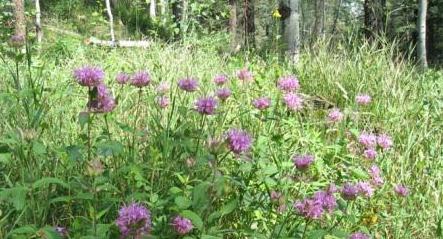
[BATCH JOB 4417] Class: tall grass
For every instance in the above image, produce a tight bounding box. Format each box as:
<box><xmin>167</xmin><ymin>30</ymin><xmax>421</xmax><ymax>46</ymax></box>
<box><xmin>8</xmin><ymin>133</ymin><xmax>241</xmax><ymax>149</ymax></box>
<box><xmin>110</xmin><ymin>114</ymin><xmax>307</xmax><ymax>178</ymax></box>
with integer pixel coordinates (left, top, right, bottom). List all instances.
<box><xmin>0</xmin><ymin>33</ymin><xmax>442</xmax><ymax>238</ymax></box>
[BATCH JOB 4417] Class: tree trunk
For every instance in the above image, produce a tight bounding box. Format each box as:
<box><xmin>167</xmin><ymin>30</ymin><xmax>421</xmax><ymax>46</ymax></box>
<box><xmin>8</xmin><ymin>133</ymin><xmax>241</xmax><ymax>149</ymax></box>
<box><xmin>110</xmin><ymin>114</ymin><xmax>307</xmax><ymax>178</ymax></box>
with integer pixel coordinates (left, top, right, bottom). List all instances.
<box><xmin>105</xmin><ymin>0</ymin><xmax>116</xmax><ymax>42</ymax></box>
<box><xmin>312</xmin><ymin>0</ymin><xmax>325</xmax><ymax>43</ymax></box>
<box><xmin>13</xmin><ymin>0</ymin><xmax>26</xmax><ymax>37</ymax></box>
<box><xmin>159</xmin><ymin>0</ymin><xmax>166</xmax><ymax>16</ymax></box>
<box><xmin>229</xmin><ymin>0</ymin><xmax>240</xmax><ymax>52</ymax></box>
<box><xmin>417</xmin><ymin>0</ymin><xmax>428</xmax><ymax>68</ymax></box>
<box><xmin>243</xmin><ymin>0</ymin><xmax>255</xmax><ymax>48</ymax></box>
<box><xmin>283</xmin><ymin>0</ymin><xmax>300</xmax><ymax>63</ymax></box>
<box><xmin>150</xmin><ymin>0</ymin><xmax>156</xmax><ymax>18</ymax></box>
<box><xmin>330</xmin><ymin>0</ymin><xmax>342</xmax><ymax>36</ymax></box>
<box><xmin>35</xmin><ymin>0</ymin><xmax>42</xmax><ymax>43</ymax></box>
<box><xmin>364</xmin><ymin>0</ymin><xmax>386</xmax><ymax>40</ymax></box>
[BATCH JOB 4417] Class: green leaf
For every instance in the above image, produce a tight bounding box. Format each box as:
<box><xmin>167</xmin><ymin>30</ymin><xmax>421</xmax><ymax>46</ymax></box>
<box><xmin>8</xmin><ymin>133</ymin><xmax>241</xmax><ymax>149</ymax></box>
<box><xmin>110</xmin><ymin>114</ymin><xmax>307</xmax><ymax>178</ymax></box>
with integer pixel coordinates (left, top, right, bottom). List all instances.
<box><xmin>201</xmin><ymin>235</ymin><xmax>222</xmax><ymax>239</ymax></box>
<box><xmin>0</xmin><ymin>186</ymin><xmax>28</xmax><ymax>210</ymax></box>
<box><xmin>33</xmin><ymin>177</ymin><xmax>70</xmax><ymax>189</ymax></box>
<box><xmin>6</xmin><ymin>225</ymin><xmax>37</xmax><ymax>237</ymax></box>
<box><xmin>220</xmin><ymin>198</ymin><xmax>238</xmax><ymax>215</ymax></box>
<box><xmin>175</xmin><ymin>196</ymin><xmax>192</xmax><ymax>209</ymax></box>
<box><xmin>181</xmin><ymin>210</ymin><xmax>203</xmax><ymax>230</ymax></box>
<box><xmin>78</xmin><ymin>112</ymin><xmax>90</xmax><ymax>129</ymax></box>
<box><xmin>0</xmin><ymin>153</ymin><xmax>11</xmax><ymax>164</ymax></box>
<box><xmin>350</xmin><ymin>168</ymin><xmax>368</xmax><ymax>179</ymax></box>
<box><xmin>32</xmin><ymin>140</ymin><xmax>46</xmax><ymax>156</ymax></box>
<box><xmin>96</xmin><ymin>140</ymin><xmax>124</xmax><ymax>157</ymax></box>
<box><xmin>39</xmin><ymin>226</ymin><xmax>63</xmax><ymax>239</ymax></box>
<box><xmin>66</xmin><ymin>145</ymin><xmax>84</xmax><ymax>161</ymax></box>
<box><xmin>192</xmin><ymin>182</ymin><xmax>211</xmax><ymax>213</ymax></box>
<box><xmin>307</xmin><ymin>229</ymin><xmax>327</xmax><ymax>239</ymax></box>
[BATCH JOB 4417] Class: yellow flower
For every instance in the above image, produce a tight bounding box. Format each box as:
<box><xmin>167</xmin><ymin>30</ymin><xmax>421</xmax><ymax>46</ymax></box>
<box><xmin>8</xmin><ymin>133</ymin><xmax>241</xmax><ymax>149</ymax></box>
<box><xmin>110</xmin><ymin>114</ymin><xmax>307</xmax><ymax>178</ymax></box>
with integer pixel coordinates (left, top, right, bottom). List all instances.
<box><xmin>272</xmin><ymin>9</ymin><xmax>281</xmax><ymax>19</ymax></box>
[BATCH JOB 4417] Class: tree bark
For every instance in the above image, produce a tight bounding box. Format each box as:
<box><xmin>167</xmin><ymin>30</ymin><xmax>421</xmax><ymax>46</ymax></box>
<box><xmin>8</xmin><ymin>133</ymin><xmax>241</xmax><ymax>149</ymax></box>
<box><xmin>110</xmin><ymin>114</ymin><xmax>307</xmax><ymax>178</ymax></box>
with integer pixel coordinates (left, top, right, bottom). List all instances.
<box><xmin>330</xmin><ymin>0</ymin><xmax>342</xmax><ymax>36</ymax></box>
<box><xmin>13</xmin><ymin>0</ymin><xmax>26</xmax><ymax>37</ymax></box>
<box><xmin>243</xmin><ymin>0</ymin><xmax>255</xmax><ymax>48</ymax></box>
<box><xmin>417</xmin><ymin>0</ymin><xmax>428</xmax><ymax>68</ymax></box>
<box><xmin>229</xmin><ymin>0</ymin><xmax>240</xmax><ymax>52</ymax></box>
<box><xmin>283</xmin><ymin>0</ymin><xmax>300</xmax><ymax>63</ymax></box>
<box><xmin>364</xmin><ymin>0</ymin><xmax>386</xmax><ymax>40</ymax></box>
<box><xmin>150</xmin><ymin>0</ymin><xmax>156</xmax><ymax>18</ymax></box>
<box><xmin>313</xmin><ymin>0</ymin><xmax>325</xmax><ymax>42</ymax></box>
<box><xmin>35</xmin><ymin>0</ymin><xmax>42</xmax><ymax>42</ymax></box>
<box><xmin>105</xmin><ymin>0</ymin><xmax>116</xmax><ymax>42</ymax></box>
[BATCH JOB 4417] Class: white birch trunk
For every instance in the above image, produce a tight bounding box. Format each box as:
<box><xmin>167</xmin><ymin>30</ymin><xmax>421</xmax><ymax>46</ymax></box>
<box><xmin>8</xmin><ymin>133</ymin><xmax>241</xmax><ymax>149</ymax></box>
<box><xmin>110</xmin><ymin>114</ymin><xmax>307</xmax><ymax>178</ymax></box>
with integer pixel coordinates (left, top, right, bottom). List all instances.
<box><xmin>284</xmin><ymin>0</ymin><xmax>300</xmax><ymax>63</ymax></box>
<box><xmin>105</xmin><ymin>0</ymin><xmax>116</xmax><ymax>43</ymax></box>
<box><xmin>417</xmin><ymin>0</ymin><xmax>428</xmax><ymax>68</ymax></box>
<box><xmin>35</xmin><ymin>0</ymin><xmax>42</xmax><ymax>42</ymax></box>
<box><xmin>150</xmin><ymin>0</ymin><xmax>156</xmax><ymax>18</ymax></box>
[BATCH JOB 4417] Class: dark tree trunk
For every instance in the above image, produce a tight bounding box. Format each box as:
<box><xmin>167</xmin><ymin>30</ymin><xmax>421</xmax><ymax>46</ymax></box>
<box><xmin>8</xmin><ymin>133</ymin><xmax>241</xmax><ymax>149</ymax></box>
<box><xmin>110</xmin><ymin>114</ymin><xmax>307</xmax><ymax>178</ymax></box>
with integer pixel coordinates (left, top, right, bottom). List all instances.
<box><xmin>313</xmin><ymin>0</ymin><xmax>325</xmax><ymax>43</ymax></box>
<box><xmin>364</xmin><ymin>0</ymin><xmax>386</xmax><ymax>40</ymax></box>
<box><xmin>229</xmin><ymin>0</ymin><xmax>239</xmax><ymax>52</ymax></box>
<box><xmin>243</xmin><ymin>0</ymin><xmax>255</xmax><ymax>48</ymax></box>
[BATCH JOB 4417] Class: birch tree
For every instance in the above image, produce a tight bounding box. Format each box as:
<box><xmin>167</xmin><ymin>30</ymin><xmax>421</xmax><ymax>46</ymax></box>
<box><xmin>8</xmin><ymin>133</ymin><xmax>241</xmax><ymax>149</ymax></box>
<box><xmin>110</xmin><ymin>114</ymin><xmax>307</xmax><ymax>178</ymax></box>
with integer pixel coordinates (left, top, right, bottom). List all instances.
<box><xmin>35</xmin><ymin>0</ymin><xmax>42</xmax><ymax>42</ymax></box>
<box><xmin>150</xmin><ymin>0</ymin><xmax>156</xmax><ymax>18</ymax></box>
<box><xmin>105</xmin><ymin>0</ymin><xmax>116</xmax><ymax>43</ymax></box>
<box><xmin>282</xmin><ymin>0</ymin><xmax>300</xmax><ymax>63</ymax></box>
<box><xmin>417</xmin><ymin>0</ymin><xmax>428</xmax><ymax>68</ymax></box>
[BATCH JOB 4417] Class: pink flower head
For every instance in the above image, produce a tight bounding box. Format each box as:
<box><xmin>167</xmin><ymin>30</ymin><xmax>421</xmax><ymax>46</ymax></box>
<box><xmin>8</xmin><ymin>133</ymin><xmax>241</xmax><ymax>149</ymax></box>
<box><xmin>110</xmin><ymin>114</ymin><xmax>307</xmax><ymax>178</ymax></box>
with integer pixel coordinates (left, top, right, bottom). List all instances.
<box><xmin>293</xmin><ymin>154</ymin><xmax>314</xmax><ymax>170</ymax></box>
<box><xmin>156</xmin><ymin>96</ymin><xmax>170</xmax><ymax>109</ymax></box>
<box><xmin>328</xmin><ymin>108</ymin><xmax>344</xmax><ymax>123</ymax></box>
<box><xmin>341</xmin><ymin>183</ymin><xmax>359</xmax><ymax>200</ymax></box>
<box><xmin>356</xmin><ymin>94</ymin><xmax>372</xmax><ymax>105</ymax></box>
<box><xmin>270</xmin><ymin>191</ymin><xmax>282</xmax><ymax>202</ymax></box>
<box><xmin>73</xmin><ymin>66</ymin><xmax>104</xmax><ymax>87</ymax></box>
<box><xmin>294</xmin><ymin>198</ymin><xmax>324</xmax><ymax>219</ymax></box>
<box><xmin>363</xmin><ymin>148</ymin><xmax>377</xmax><ymax>160</ymax></box>
<box><xmin>130</xmin><ymin>71</ymin><xmax>151</xmax><ymax>87</ymax></box>
<box><xmin>88</xmin><ymin>84</ymin><xmax>116</xmax><ymax>113</ymax></box>
<box><xmin>213</xmin><ymin>74</ymin><xmax>228</xmax><ymax>85</ymax></box>
<box><xmin>356</xmin><ymin>181</ymin><xmax>374</xmax><ymax>197</ymax></box>
<box><xmin>116</xmin><ymin>72</ymin><xmax>130</xmax><ymax>85</ymax></box>
<box><xmin>226</xmin><ymin>129</ymin><xmax>252</xmax><ymax>154</ymax></box>
<box><xmin>349</xmin><ymin>232</ymin><xmax>370</xmax><ymax>239</ymax></box>
<box><xmin>377</xmin><ymin>134</ymin><xmax>393</xmax><ymax>150</ymax></box>
<box><xmin>283</xmin><ymin>93</ymin><xmax>303</xmax><ymax>111</ymax></box>
<box><xmin>178</xmin><ymin>78</ymin><xmax>199</xmax><ymax>92</ymax></box>
<box><xmin>195</xmin><ymin>96</ymin><xmax>218</xmax><ymax>115</ymax></box>
<box><xmin>368</xmin><ymin>165</ymin><xmax>384</xmax><ymax>186</ymax></box>
<box><xmin>237</xmin><ymin>68</ymin><xmax>253</xmax><ymax>81</ymax></box>
<box><xmin>358</xmin><ymin>133</ymin><xmax>377</xmax><ymax>148</ymax></box>
<box><xmin>216</xmin><ymin>88</ymin><xmax>232</xmax><ymax>101</ymax></box>
<box><xmin>394</xmin><ymin>184</ymin><xmax>409</xmax><ymax>197</ymax></box>
<box><xmin>277</xmin><ymin>75</ymin><xmax>300</xmax><ymax>92</ymax></box>
<box><xmin>252</xmin><ymin>97</ymin><xmax>271</xmax><ymax>110</ymax></box>
<box><xmin>172</xmin><ymin>216</ymin><xmax>193</xmax><ymax>235</ymax></box>
<box><xmin>156</xmin><ymin>81</ymin><xmax>170</xmax><ymax>95</ymax></box>
<box><xmin>116</xmin><ymin>203</ymin><xmax>151</xmax><ymax>238</ymax></box>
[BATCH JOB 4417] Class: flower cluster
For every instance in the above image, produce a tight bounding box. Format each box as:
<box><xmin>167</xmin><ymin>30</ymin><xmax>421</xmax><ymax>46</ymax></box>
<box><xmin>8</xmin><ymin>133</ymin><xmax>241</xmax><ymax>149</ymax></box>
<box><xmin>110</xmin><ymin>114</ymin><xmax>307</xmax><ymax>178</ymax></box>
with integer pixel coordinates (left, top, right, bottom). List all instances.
<box><xmin>172</xmin><ymin>216</ymin><xmax>193</xmax><ymax>235</ymax></box>
<box><xmin>178</xmin><ymin>78</ymin><xmax>199</xmax><ymax>92</ymax></box>
<box><xmin>195</xmin><ymin>96</ymin><xmax>218</xmax><ymax>115</ymax></box>
<box><xmin>252</xmin><ymin>97</ymin><xmax>271</xmax><ymax>110</ymax></box>
<box><xmin>277</xmin><ymin>75</ymin><xmax>300</xmax><ymax>92</ymax></box>
<box><xmin>294</xmin><ymin>185</ymin><xmax>337</xmax><ymax>219</ymax></box>
<box><xmin>237</xmin><ymin>68</ymin><xmax>253</xmax><ymax>81</ymax></box>
<box><xmin>226</xmin><ymin>129</ymin><xmax>252</xmax><ymax>154</ymax></box>
<box><xmin>213</xmin><ymin>74</ymin><xmax>228</xmax><ymax>85</ymax></box>
<box><xmin>216</xmin><ymin>88</ymin><xmax>232</xmax><ymax>101</ymax></box>
<box><xmin>356</xmin><ymin>94</ymin><xmax>371</xmax><ymax>105</ymax></box>
<box><xmin>283</xmin><ymin>93</ymin><xmax>303</xmax><ymax>111</ymax></box>
<box><xmin>293</xmin><ymin>154</ymin><xmax>315</xmax><ymax>170</ymax></box>
<box><xmin>73</xmin><ymin>66</ymin><xmax>104</xmax><ymax>87</ymax></box>
<box><xmin>116</xmin><ymin>203</ymin><xmax>151</xmax><ymax>238</ymax></box>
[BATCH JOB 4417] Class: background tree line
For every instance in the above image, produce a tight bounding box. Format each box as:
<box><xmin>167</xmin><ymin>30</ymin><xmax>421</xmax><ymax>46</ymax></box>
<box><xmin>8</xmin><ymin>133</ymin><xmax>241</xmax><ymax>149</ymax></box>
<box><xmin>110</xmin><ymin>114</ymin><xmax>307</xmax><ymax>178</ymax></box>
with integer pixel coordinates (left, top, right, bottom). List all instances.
<box><xmin>1</xmin><ymin>0</ymin><xmax>442</xmax><ymax>67</ymax></box>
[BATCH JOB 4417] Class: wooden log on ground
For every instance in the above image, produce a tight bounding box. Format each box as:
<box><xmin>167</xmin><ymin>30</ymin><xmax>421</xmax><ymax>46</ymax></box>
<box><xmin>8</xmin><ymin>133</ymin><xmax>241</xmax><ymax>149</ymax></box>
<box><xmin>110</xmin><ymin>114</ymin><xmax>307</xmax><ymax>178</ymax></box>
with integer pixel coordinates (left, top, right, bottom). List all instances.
<box><xmin>85</xmin><ymin>37</ymin><xmax>151</xmax><ymax>48</ymax></box>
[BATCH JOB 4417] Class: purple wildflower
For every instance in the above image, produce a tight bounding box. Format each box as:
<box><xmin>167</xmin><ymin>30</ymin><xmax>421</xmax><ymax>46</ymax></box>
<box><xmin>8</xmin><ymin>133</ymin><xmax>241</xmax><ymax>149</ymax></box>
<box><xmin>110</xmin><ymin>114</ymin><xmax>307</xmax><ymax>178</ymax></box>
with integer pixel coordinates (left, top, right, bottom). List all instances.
<box><xmin>368</xmin><ymin>165</ymin><xmax>384</xmax><ymax>186</ymax></box>
<box><xmin>216</xmin><ymin>88</ymin><xmax>232</xmax><ymax>101</ymax></box>
<box><xmin>356</xmin><ymin>182</ymin><xmax>374</xmax><ymax>197</ymax></box>
<box><xmin>178</xmin><ymin>78</ymin><xmax>199</xmax><ymax>92</ymax></box>
<box><xmin>156</xmin><ymin>81</ymin><xmax>170</xmax><ymax>95</ymax></box>
<box><xmin>394</xmin><ymin>184</ymin><xmax>409</xmax><ymax>197</ymax></box>
<box><xmin>195</xmin><ymin>96</ymin><xmax>218</xmax><ymax>115</ymax></box>
<box><xmin>277</xmin><ymin>75</ymin><xmax>300</xmax><ymax>92</ymax></box>
<box><xmin>131</xmin><ymin>71</ymin><xmax>151</xmax><ymax>87</ymax></box>
<box><xmin>213</xmin><ymin>74</ymin><xmax>228</xmax><ymax>85</ymax></box>
<box><xmin>172</xmin><ymin>216</ymin><xmax>193</xmax><ymax>235</ymax></box>
<box><xmin>88</xmin><ymin>84</ymin><xmax>116</xmax><ymax>113</ymax></box>
<box><xmin>349</xmin><ymin>232</ymin><xmax>370</xmax><ymax>239</ymax></box>
<box><xmin>73</xmin><ymin>66</ymin><xmax>104</xmax><ymax>87</ymax></box>
<box><xmin>328</xmin><ymin>108</ymin><xmax>344</xmax><ymax>123</ymax></box>
<box><xmin>356</xmin><ymin>94</ymin><xmax>372</xmax><ymax>105</ymax></box>
<box><xmin>116</xmin><ymin>72</ymin><xmax>130</xmax><ymax>85</ymax></box>
<box><xmin>237</xmin><ymin>68</ymin><xmax>253</xmax><ymax>81</ymax></box>
<box><xmin>294</xmin><ymin>198</ymin><xmax>324</xmax><ymax>219</ymax></box>
<box><xmin>283</xmin><ymin>93</ymin><xmax>303</xmax><ymax>111</ymax></box>
<box><xmin>9</xmin><ymin>34</ymin><xmax>25</xmax><ymax>47</ymax></box>
<box><xmin>270</xmin><ymin>191</ymin><xmax>282</xmax><ymax>202</ymax></box>
<box><xmin>116</xmin><ymin>203</ymin><xmax>151</xmax><ymax>238</ymax></box>
<box><xmin>55</xmin><ymin>226</ymin><xmax>68</xmax><ymax>237</ymax></box>
<box><xmin>157</xmin><ymin>96</ymin><xmax>170</xmax><ymax>109</ymax></box>
<box><xmin>252</xmin><ymin>97</ymin><xmax>271</xmax><ymax>110</ymax></box>
<box><xmin>341</xmin><ymin>183</ymin><xmax>359</xmax><ymax>200</ymax></box>
<box><xmin>313</xmin><ymin>185</ymin><xmax>337</xmax><ymax>213</ymax></box>
<box><xmin>363</xmin><ymin>148</ymin><xmax>377</xmax><ymax>160</ymax></box>
<box><xmin>358</xmin><ymin>133</ymin><xmax>377</xmax><ymax>148</ymax></box>
<box><xmin>293</xmin><ymin>154</ymin><xmax>314</xmax><ymax>170</ymax></box>
<box><xmin>377</xmin><ymin>134</ymin><xmax>393</xmax><ymax>150</ymax></box>
<box><xmin>227</xmin><ymin>129</ymin><xmax>252</xmax><ymax>154</ymax></box>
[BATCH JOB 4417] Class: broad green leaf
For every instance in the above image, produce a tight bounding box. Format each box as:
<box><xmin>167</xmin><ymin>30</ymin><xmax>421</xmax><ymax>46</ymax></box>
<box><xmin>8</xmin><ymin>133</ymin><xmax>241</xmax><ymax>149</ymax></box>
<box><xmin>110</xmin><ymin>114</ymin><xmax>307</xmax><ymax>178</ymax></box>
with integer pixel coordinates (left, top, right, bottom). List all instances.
<box><xmin>33</xmin><ymin>177</ymin><xmax>69</xmax><ymax>189</ymax></box>
<box><xmin>308</xmin><ymin>229</ymin><xmax>327</xmax><ymax>239</ymax></box>
<box><xmin>0</xmin><ymin>186</ymin><xmax>28</xmax><ymax>210</ymax></box>
<box><xmin>192</xmin><ymin>182</ymin><xmax>210</xmax><ymax>213</ymax></box>
<box><xmin>78</xmin><ymin>112</ymin><xmax>90</xmax><ymax>129</ymax></box>
<box><xmin>175</xmin><ymin>196</ymin><xmax>192</xmax><ymax>209</ymax></box>
<box><xmin>181</xmin><ymin>210</ymin><xmax>203</xmax><ymax>230</ymax></box>
<box><xmin>32</xmin><ymin>140</ymin><xmax>46</xmax><ymax>156</ymax></box>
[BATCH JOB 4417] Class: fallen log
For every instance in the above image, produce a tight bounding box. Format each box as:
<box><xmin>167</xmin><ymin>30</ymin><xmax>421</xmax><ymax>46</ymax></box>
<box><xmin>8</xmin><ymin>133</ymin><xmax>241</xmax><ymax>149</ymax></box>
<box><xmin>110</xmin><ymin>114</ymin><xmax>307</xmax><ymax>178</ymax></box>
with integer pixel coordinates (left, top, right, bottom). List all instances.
<box><xmin>85</xmin><ymin>37</ymin><xmax>151</xmax><ymax>48</ymax></box>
